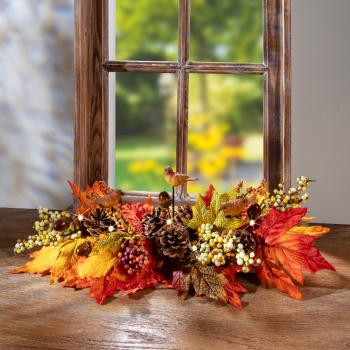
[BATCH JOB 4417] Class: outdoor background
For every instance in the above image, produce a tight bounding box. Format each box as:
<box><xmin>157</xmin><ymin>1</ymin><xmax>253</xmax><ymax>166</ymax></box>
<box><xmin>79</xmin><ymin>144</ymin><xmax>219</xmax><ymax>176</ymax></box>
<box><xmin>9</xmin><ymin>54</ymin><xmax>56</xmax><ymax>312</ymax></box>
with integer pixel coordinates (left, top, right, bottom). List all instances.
<box><xmin>114</xmin><ymin>0</ymin><xmax>264</xmax><ymax>194</ymax></box>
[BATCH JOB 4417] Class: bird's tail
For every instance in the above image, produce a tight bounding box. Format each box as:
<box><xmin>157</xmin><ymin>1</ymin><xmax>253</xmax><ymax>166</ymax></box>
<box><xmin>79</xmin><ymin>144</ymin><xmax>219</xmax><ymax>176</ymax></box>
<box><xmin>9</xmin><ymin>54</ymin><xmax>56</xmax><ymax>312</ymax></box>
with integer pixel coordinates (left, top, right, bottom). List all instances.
<box><xmin>187</xmin><ymin>177</ymin><xmax>198</xmax><ymax>182</ymax></box>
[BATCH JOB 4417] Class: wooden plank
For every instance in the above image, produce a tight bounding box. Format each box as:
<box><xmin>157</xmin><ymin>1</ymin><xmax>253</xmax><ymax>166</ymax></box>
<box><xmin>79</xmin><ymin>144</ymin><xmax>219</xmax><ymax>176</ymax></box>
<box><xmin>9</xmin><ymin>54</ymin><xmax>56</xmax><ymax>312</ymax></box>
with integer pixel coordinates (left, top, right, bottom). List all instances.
<box><xmin>176</xmin><ymin>0</ymin><xmax>190</xmax><ymax>199</ymax></box>
<box><xmin>74</xmin><ymin>0</ymin><xmax>109</xmax><ymax>188</ymax></box>
<box><xmin>283</xmin><ymin>0</ymin><xmax>292</xmax><ymax>188</ymax></box>
<box><xmin>263</xmin><ymin>0</ymin><xmax>291</xmax><ymax>190</ymax></box>
<box><xmin>103</xmin><ymin>60</ymin><xmax>179</xmax><ymax>73</ymax></box>
<box><xmin>103</xmin><ymin>61</ymin><xmax>267</xmax><ymax>75</ymax></box>
<box><xmin>1</xmin><ymin>209</ymin><xmax>349</xmax><ymax>350</ymax></box>
<box><xmin>186</xmin><ymin>62</ymin><xmax>268</xmax><ymax>74</ymax></box>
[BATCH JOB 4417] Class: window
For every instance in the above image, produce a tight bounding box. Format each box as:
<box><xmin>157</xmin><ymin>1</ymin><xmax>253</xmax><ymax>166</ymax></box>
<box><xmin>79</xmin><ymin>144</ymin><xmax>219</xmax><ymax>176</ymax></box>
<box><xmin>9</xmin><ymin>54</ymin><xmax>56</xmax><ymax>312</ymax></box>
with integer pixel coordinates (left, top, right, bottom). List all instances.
<box><xmin>74</xmin><ymin>0</ymin><xmax>291</xmax><ymax>201</ymax></box>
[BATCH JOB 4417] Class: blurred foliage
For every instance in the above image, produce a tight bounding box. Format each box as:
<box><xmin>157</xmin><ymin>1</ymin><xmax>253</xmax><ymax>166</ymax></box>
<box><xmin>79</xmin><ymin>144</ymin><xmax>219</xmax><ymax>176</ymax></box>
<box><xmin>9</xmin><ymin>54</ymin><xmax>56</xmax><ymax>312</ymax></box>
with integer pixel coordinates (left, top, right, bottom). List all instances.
<box><xmin>115</xmin><ymin>0</ymin><xmax>264</xmax><ymax>192</ymax></box>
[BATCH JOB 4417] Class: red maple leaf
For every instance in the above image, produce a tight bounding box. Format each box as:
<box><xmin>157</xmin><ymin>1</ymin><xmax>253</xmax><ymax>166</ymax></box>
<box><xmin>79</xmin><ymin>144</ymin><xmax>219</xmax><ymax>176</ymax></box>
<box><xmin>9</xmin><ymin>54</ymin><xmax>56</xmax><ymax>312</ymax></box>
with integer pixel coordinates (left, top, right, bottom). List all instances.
<box><xmin>121</xmin><ymin>199</ymin><xmax>153</xmax><ymax>233</ymax></box>
<box><xmin>171</xmin><ymin>270</ymin><xmax>190</xmax><ymax>295</ymax></box>
<box><xmin>219</xmin><ymin>266</ymin><xmax>247</xmax><ymax>308</ymax></box>
<box><xmin>89</xmin><ymin>272</ymin><xmax>122</xmax><ymax>304</ymax></box>
<box><xmin>255</xmin><ymin>208</ymin><xmax>335</xmax><ymax>300</ymax></box>
<box><xmin>200</xmin><ymin>184</ymin><xmax>215</xmax><ymax>207</ymax></box>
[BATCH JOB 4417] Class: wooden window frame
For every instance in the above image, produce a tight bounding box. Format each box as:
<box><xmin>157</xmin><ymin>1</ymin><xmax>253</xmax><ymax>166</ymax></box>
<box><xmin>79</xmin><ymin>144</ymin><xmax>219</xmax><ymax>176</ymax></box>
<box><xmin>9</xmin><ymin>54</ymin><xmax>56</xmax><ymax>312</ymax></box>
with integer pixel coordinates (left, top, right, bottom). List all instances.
<box><xmin>74</xmin><ymin>0</ymin><xmax>291</xmax><ymax>201</ymax></box>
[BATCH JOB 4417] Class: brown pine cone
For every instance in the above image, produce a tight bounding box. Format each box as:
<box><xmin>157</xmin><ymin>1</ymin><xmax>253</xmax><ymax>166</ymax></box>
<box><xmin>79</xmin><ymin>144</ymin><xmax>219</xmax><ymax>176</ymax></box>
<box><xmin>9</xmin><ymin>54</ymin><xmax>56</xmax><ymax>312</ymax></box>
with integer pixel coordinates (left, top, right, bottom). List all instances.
<box><xmin>83</xmin><ymin>208</ymin><xmax>115</xmax><ymax>237</ymax></box>
<box><xmin>174</xmin><ymin>205</ymin><xmax>193</xmax><ymax>224</ymax></box>
<box><xmin>236</xmin><ymin>230</ymin><xmax>257</xmax><ymax>253</ymax></box>
<box><xmin>156</xmin><ymin>223</ymin><xmax>189</xmax><ymax>259</ymax></box>
<box><xmin>142</xmin><ymin>207</ymin><xmax>169</xmax><ymax>237</ymax></box>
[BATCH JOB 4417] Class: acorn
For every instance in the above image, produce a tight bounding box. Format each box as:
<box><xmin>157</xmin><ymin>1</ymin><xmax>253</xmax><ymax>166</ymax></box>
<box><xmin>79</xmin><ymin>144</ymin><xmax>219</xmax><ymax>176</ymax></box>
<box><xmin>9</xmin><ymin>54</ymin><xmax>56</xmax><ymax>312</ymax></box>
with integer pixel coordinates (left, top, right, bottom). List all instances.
<box><xmin>76</xmin><ymin>241</ymin><xmax>92</xmax><ymax>257</ymax></box>
<box><xmin>247</xmin><ymin>203</ymin><xmax>262</xmax><ymax>220</ymax></box>
<box><xmin>53</xmin><ymin>219</ymin><xmax>70</xmax><ymax>232</ymax></box>
<box><xmin>158</xmin><ymin>191</ymin><xmax>171</xmax><ymax>208</ymax></box>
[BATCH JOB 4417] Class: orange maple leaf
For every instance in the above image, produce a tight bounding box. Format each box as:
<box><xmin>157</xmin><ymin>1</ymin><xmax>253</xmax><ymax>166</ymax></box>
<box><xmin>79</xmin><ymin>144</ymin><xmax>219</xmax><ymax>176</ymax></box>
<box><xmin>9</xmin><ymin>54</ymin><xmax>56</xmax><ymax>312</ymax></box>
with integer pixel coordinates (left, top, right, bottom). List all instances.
<box><xmin>200</xmin><ymin>184</ymin><xmax>215</xmax><ymax>207</ymax></box>
<box><xmin>255</xmin><ymin>208</ymin><xmax>335</xmax><ymax>300</ymax></box>
<box><xmin>68</xmin><ymin>180</ymin><xmax>122</xmax><ymax>214</ymax></box>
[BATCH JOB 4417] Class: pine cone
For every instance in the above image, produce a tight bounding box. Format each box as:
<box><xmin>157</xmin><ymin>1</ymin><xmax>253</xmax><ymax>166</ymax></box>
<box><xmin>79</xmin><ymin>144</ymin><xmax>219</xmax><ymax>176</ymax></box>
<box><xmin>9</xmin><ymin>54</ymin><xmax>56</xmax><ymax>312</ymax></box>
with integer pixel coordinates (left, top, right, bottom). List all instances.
<box><xmin>142</xmin><ymin>207</ymin><xmax>169</xmax><ymax>237</ymax></box>
<box><xmin>156</xmin><ymin>223</ymin><xmax>189</xmax><ymax>259</ymax></box>
<box><xmin>83</xmin><ymin>208</ymin><xmax>115</xmax><ymax>237</ymax></box>
<box><xmin>174</xmin><ymin>205</ymin><xmax>193</xmax><ymax>224</ymax></box>
<box><xmin>236</xmin><ymin>230</ymin><xmax>256</xmax><ymax>253</ymax></box>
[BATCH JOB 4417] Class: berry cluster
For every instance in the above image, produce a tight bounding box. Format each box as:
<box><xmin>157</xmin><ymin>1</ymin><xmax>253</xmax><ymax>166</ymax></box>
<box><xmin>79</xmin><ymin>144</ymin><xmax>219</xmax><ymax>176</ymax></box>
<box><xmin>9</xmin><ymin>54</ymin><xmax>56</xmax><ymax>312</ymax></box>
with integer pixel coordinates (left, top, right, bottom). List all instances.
<box><xmin>268</xmin><ymin>176</ymin><xmax>311</xmax><ymax>211</ymax></box>
<box><xmin>235</xmin><ymin>243</ymin><xmax>261</xmax><ymax>273</ymax></box>
<box><xmin>192</xmin><ymin>224</ymin><xmax>237</xmax><ymax>267</ymax></box>
<box><xmin>14</xmin><ymin>207</ymin><xmax>81</xmax><ymax>254</ymax></box>
<box><xmin>118</xmin><ymin>239</ymin><xmax>149</xmax><ymax>275</ymax></box>
<box><xmin>192</xmin><ymin>225</ymin><xmax>262</xmax><ymax>271</ymax></box>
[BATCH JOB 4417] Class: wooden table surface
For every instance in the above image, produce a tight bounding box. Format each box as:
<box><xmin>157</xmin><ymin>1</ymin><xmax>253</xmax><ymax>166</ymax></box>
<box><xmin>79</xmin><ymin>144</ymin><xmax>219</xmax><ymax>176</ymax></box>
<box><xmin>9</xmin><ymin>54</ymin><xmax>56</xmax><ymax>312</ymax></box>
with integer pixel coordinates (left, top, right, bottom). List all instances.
<box><xmin>0</xmin><ymin>209</ymin><xmax>349</xmax><ymax>350</ymax></box>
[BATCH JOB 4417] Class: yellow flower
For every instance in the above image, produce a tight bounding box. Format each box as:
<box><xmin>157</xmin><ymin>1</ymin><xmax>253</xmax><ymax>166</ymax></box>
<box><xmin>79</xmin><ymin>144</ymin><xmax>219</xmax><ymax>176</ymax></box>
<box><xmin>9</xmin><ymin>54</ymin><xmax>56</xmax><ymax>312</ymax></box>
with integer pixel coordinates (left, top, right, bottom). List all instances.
<box><xmin>198</xmin><ymin>154</ymin><xmax>226</xmax><ymax>178</ymax></box>
<box><xmin>128</xmin><ymin>159</ymin><xmax>159</xmax><ymax>174</ymax></box>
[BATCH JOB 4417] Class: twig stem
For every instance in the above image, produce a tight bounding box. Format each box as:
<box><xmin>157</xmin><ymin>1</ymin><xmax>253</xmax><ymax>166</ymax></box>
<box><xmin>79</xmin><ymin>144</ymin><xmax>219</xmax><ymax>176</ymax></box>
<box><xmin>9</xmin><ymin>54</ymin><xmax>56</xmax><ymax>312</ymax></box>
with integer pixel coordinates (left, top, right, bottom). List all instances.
<box><xmin>172</xmin><ymin>186</ymin><xmax>175</xmax><ymax>219</ymax></box>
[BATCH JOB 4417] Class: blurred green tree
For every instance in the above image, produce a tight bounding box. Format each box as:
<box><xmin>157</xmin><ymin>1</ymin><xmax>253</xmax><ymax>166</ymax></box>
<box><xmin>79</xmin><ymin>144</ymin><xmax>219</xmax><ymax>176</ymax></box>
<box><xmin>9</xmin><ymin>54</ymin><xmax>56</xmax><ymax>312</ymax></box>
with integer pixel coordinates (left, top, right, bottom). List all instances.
<box><xmin>115</xmin><ymin>0</ymin><xmax>264</xmax><ymax>190</ymax></box>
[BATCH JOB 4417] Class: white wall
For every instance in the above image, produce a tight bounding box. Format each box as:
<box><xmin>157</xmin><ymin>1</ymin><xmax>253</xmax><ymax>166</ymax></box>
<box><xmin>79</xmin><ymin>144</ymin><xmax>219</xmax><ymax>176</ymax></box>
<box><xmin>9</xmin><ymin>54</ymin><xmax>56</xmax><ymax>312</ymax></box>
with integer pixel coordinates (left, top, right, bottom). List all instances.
<box><xmin>0</xmin><ymin>0</ymin><xmax>74</xmax><ymax>209</ymax></box>
<box><xmin>292</xmin><ymin>0</ymin><xmax>350</xmax><ymax>224</ymax></box>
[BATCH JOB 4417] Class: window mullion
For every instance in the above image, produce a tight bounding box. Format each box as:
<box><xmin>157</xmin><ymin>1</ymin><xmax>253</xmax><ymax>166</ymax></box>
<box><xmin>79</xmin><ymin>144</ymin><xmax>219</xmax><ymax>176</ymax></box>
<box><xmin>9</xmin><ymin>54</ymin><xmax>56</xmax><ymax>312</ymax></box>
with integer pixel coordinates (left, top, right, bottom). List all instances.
<box><xmin>263</xmin><ymin>0</ymin><xmax>291</xmax><ymax>190</ymax></box>
<box><xmin>176</xmin><ymin>0</ymin><xmax>190</xmax><ymax>199</ymax></box>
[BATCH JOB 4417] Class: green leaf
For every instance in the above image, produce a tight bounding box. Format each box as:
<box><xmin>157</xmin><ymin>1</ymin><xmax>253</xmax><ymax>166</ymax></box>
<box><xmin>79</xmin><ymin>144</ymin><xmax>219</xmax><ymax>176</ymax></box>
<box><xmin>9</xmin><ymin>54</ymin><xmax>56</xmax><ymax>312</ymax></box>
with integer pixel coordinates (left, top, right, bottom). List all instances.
<box><xmin>213</xmin><ymin>211</ymin><xmax>246</xmax><ymax>231</ymax></box>
<box><xmin>219</xmin><ymin>181</ymin><xmax>243</xmax><ymax>204</ymax></box>
<box><xmin>185</xmin><ymin>196</ymin><xmax>216</xmax><ymax>230</ymax></box>
<box><xmin>95</xmin><ymin>231</ymin><xmax>132</xmax><ymax>254</ymax></box>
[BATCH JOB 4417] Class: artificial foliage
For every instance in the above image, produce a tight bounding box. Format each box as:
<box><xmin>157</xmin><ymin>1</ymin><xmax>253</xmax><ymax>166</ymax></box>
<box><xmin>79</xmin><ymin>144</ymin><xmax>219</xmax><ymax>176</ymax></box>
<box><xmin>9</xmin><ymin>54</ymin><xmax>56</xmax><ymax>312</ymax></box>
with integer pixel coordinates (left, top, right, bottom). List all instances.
<box><xmin>12</xmin><ymin>177</ymin><xmax>335</xmax><ymax>308</ymax></box>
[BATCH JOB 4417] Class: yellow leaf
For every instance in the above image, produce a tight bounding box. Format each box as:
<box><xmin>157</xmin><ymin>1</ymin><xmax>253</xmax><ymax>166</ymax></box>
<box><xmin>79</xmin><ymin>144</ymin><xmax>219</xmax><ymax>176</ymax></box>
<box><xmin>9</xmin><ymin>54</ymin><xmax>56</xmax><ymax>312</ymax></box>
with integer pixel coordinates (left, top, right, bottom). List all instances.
<box><xmin>50</xmin><ymin>238</ymin><xmax>86</xmax><ymax>284</ymax></box>
<box><xmin>77</xmin><ymin>250</ymin><xmax>117</xmax><ymax>279</ymax></box>
<box><xmin>288</xmin><ymin>225</ymin><xmax>330</xmax><ymax>236</ymax></box>
<box><xmin>11</xmin><ymin>246</ymin><xmax>60</xmax><ymax>275</ymax></box>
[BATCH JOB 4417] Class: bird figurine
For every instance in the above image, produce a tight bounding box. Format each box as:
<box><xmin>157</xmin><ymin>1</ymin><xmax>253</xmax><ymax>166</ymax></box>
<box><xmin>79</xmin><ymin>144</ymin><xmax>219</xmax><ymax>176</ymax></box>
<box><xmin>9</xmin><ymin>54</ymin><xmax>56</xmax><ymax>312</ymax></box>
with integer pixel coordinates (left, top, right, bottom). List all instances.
<box><xmin>220</xmin><ymin>194</ymin><xmax>256</xmax><ymax>218</ymax></box>
<box><xmin>164</xmin><ymin>166</ymin><xmax>198</xmax><ymax>187</ymax></box>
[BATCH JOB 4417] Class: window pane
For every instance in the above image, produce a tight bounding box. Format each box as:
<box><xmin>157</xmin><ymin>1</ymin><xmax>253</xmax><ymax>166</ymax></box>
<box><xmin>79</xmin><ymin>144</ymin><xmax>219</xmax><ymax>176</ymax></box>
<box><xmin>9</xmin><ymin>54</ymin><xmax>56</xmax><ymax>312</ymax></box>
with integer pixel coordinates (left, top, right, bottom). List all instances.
<box><xmin>115</xmin><ymin>0</ymin><xmax>178</xmax><ymax>61</ymax></box>
<box><xmin>187</xmin><ymin>74</ymin><xmax>263</xmax><ymax>194</ymax></box>
<box><xmin>190</xmin><ymin>0</ymin><xmax>263</xmax><ymax>62</ymax></box>
<box><xmin>115</xmin><ymin>73</ymin><xmax>177</xmax><ymax>191</ymax></box>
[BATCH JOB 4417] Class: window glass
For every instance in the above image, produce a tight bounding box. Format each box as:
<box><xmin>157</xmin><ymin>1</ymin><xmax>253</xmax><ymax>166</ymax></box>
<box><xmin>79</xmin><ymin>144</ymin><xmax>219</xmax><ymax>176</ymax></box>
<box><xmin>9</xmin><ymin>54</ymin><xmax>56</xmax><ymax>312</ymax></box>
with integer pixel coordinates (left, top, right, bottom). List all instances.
<box><xmin>187</xmin><ymin>74</ymin><xmax>263</xmax><ymax>194</ymax></box>
<box><xmin>190</xmin><ymin>0</ymin><xmax>263</xmax><ymax>62</ymax></box>
<box><xmin>116</xmin><ymin>0</ymin><xmax>178</xmax><ymax>61</ymax></box>
<box><xmin>115</xmin><ymin>73</ymin><xmax>177</xmax><ymax>191</ymax></box>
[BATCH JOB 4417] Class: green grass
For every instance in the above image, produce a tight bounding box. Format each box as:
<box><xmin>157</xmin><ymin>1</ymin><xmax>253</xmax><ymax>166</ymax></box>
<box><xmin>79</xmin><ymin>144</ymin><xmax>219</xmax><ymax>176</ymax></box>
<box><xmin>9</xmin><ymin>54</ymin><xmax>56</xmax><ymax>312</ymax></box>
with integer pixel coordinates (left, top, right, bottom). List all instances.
<box><xmin>115</xmin><ymin>137</ymin><xmax>175</xmax><ymax>191</ymax></box>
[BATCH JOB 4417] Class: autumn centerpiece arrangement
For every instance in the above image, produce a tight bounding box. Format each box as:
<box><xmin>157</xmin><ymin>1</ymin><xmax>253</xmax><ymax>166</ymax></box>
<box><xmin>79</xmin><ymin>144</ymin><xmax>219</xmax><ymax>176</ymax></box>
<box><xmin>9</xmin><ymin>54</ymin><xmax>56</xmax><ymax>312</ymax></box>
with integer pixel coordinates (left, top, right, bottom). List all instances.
<box><xmin>12</xmin><ymin>170</ymin><xmax>335</xmax><ymax>307</ymax></box>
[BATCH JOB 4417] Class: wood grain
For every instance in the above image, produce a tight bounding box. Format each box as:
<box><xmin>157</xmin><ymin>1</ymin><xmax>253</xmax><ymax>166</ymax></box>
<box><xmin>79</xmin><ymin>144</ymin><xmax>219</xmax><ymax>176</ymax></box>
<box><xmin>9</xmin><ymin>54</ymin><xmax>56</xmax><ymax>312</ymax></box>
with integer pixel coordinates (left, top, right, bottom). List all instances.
<box><xmin>176</xmin><ymin>0</ymin><xmax>190</xmax><ymax>200</ymax></box>
<box><xmin>1</xmin><ymin>209</ymin><xmax>349</xmax><ymax>350</ymax></box>
<box><xmin>103</xmin><ymin>60</ymin><xmax>267</xmax><ymax>75</ymax></box>
<box><xmin>74</xmin><ymin>0</ymin><xmax>109</xmax><ymax>188</ymax></box>
<box><xmin>263</xmin><ymin>0</ymin><xmax>291</xmax><ymax>190</ymax></box>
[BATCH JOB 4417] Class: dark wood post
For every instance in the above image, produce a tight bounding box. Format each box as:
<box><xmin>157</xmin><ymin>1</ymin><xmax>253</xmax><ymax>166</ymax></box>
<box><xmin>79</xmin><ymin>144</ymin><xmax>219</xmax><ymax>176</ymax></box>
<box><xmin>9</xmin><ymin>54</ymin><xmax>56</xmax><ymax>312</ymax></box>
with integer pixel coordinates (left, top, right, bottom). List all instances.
<box><xmin>74</xmin><ymin>0</ymin><xmax>109</xmax><ymax>188</ymax></box>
